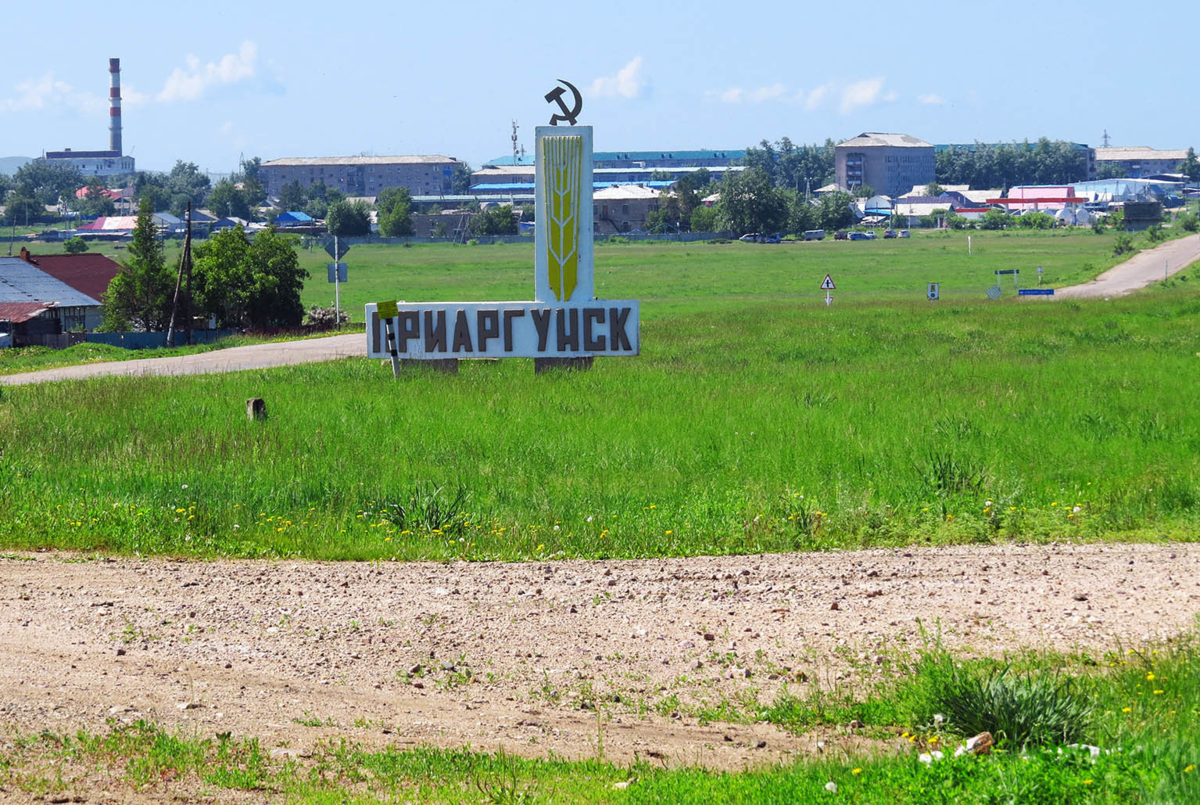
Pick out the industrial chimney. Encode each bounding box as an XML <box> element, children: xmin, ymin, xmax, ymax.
<box><xmin>108</xmin><ymin>58</ymin><xmax>122</xmax><ymax>155</ymax></box>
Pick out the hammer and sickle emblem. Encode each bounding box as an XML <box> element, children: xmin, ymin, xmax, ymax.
<box><xmin>544</xmin><ymin>79</ymin><xmax>583</xmax><ymax>126</ymax></box>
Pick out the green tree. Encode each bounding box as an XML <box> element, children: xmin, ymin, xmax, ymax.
<box><xmin>718</xmin><ymin>168</ymin><xmax>788</xmax><ymax>235</ymax></box>
<box><xmin>207</xmin><ymin>179</ymin><xmax>251</xmax><ymax>219</ymax></box>
<box><xmin>326</xmin><ymin>200</ymin><xmax>372</xmax><ymax>237</ymax></box>
<box><xmin>981</xmin><ymin>209</ymin><xmax>1009</xmax><ymax>230</ymax></box>
<box><xmin>63</xmin><ymin>236</ymin><xmax>89</xmax><ymax>254</ymax></box>
<box><xmin>925</xmin><ymin>183</ymin><xmax>945</xmax><ymax>197</ymax></box>
<box><xmin>1179</xmin><ymin>147</ymin><xmax>1200</xmax><ymax>182</ymax></box>
<box><xmin>192</xmin><ymin>226</ymin><xmax>309</xmax><ymax>328</ymax></box>
<box><xmin>469</xmin><ymin>204</ymin><xmax>518</xmax><ymax>236</ymax></box>
<box><xmin>4</xmin><ymin>185</ymin><xmax>44</xmax><ymax>225</ymax></box>
<box><xmin>377</xmin><ymin>187</ymin><xmax>415</xmax><ymax>237</ymax></box>
<box><xmin>852</xmin><ymin>184</ymin><xmax>876</xmax><ymax>199</ymax></box>
<box><xmin>75</xmin><ymin>179</ymin><xmax>116</xmax><ymax>218</ymax></box>
<box><xmin>817</xmin><ymin>191</ymin><xmax>856</xmax><ymax>231</ymax></box>
<box><xmin>450</xmin><ymin>163</ymin><xmax>474</xmax><ymax>195</ymax></box>
<box><xmin>788</xmin><ymin>195</ymin><xmax>818</xmax><ymax>233</ymax></box>
<box><xmin>690</xmin><ymin>203</ymin><xmax>720</xmax><ymax>232</ymax></box>
<box><xmin>134</xmin><ymin>171</ymin><xmax>171</xmax><ymax>212</ymax></box>
<box><xmin>165</xmin><ymin>161</ymin><xmax>211</xmax><ymax>208</ymax></box>
<box><xmin>303</xmin><ymin>198</ymin><xmax>328</xmax><ymax>221</ymax></box>
<box><xmin>518</xmin><ymin>202</ymin><xmax>535</xmax><ymax>223</ymax></box>
<box><xmin>278</xmin><ymin>180</ymin><xmax>307</xmax><ymax>211</ymax></box>
<box><xmin>103</xmin><ymin>199</ymin><xmax>174</xmax><ymax>331</ymax></box>
<box><xmin>14</xmin><ymin>160</ymin><xmax>83</xmax><ymax>206</ymax></box>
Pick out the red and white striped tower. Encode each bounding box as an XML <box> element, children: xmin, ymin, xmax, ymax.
<box><xmin>108</xmin><ymin>58</ymin><xmax>122</xmax><ymax>155</ymax></box>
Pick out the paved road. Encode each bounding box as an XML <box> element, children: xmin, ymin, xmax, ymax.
<box><xmin>1057</xmin><ymin>232</ymin><xmax>1200</xmax><ymax>298</ymax></box>
<box><xmin>0</xmin><ymin>332</ymin><xmax>363</xmax><ymax>386</ymax></box>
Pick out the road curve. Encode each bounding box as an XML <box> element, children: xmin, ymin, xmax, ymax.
<box><xmin>1057</xmin><ymin>232</ymin><xmax>1200</xmax><ymax>298</ymax></box>
<box><xmin>0</xmin><ymin>333</ymin><xmax>363</xmax><ymax>387</ymax></box>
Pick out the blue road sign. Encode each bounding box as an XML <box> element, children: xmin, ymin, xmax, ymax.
<box><xmin>327</xmin><ymin>263</ymin><xmax>347</xmax><ymax>283</ymax></box>
<box><xmin>1018</xmin><ymin>288</ymin><xmax>1054</xmax><ymax>296</ymax></box>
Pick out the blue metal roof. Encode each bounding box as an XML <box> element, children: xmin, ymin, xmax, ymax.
<box><xmin>485</xmin><ymin>149</ymin><xmax>745</xmax><ymax>167</ymax></box>
<box><xmin>276</xmin><ymin>210</ymin><xmax>313</xmax><ymax>223</ymax></box>
<box><xmin>469</xmin><ymin>181</ymin><xmax>674</xmax><ymax>192</ymax></box>
<box><xmin>0</xmin><ymin>257</ymin><xmax>103</xmax><ymax>306</ymax></box>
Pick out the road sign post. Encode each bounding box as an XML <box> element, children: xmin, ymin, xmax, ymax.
<box><xmin>324</xmin><ymin>237</ymin><xmax>352</xmax><ymax>330</ymax></box>
<box><xmin>821</xmin><ymin>274</ymin><xmax>835</xmax><ymax>305</ymax></box>
<box><xmin>927</xmin><ymin>282</ymin><xmax>939</xmax><ymax>301</ymax></box>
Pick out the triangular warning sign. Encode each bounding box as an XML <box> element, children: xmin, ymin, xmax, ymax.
<box><xmin>820</xmin><ymin>274</ymin><xmax>836</xmax><ymax>290</ymax></box>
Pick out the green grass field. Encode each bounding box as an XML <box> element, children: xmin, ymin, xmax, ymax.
<box><xmin>0</xmin><ymin>232</ymin><xmax>1197</xmax><ymax>560</ymax></box>
<box><xmin>294</xmin><ymin>228</ymin><xmax>1163</xmax><ymax>321</ymax></box>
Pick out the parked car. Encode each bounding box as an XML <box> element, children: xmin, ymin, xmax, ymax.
<box><xmin>864</xmin><ymin>231</ymin><xmax>876</xmax><ymax>240</ymax></box>
<box><xmin>761</xmin><ymin>233</ymin><xmax>781</xmax><ymax>244</ymax></box>
<box><xmin>803</xmin><ymin>229</ymin><xmax>826</xmax><ymax>241</ymax></box>
<box><xmin>898</xmin><ymin>230</ymin><xmax>911</xmax><ymax>238</ymax></box>
<box><xmin>834</xmin><ymin>231</ymin><xmax>849</xmax><ymax>240</ymax></box>
<box><xmin>848</xmin><ymin>232</ymin><xmax>871</xmax><ymax>241</ymax></box>
<box><xmin>738</xmin><ymin>233</ymin><xmax>759</xmax><ymax>242</ymax></box>
<box><xmin>883</xmin><ymin>230</ymin><xmax>898</xmax><ymax>239</ymax></box>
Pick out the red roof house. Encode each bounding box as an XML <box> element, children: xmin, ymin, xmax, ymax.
<box><xmin>17</xmin><ymin>248</ymin><xmax>121</xmax><ymax>302</ymax></box>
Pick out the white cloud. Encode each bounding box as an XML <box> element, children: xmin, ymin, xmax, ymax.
<box><xmin>749</xmin><ymin>83</ymin><xmax>786</xmax><ymax>103</ymax></box>
<box><xmin>589</xmin><ymin>56</ymin><xmax>646</xmax><ymax>99</ymax></box>
<box><xmin>0</xmin><ymin>72</ymin><xmax>105</xmax><ymax>115</ymax></box>
<box><xmin>803</xmin><ymin>85</ymin><xmax>829</xmax><ymax>111</ymax></box>
<box><xmin>219</xmin><ymin>121</ymin><xmax>234</xmax><ymax>136</ymax></box>
<box><xmin>719</xmin><ymin>87</ymin><xmax>744</xmax><ymax>104</ymax></box>
<box><xmin>839</xmin><ymin>77</ymin><xmax>885</xmax><ymax>114</ymax></box>
<box><xmin>158</xmin><ymin>41</ymin><xmax>259</xmax><ymax>102</ymax></box>
<box><xmin>917</xmin><ymin>93</ymin><xmax>946</xmax><ymax>106</ymax></box>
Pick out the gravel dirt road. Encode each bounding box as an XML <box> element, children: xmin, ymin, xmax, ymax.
<box><xmin>2</xmin><ymin>543</ymin><xmax>1196</xmax><ymax>770</ymax></box>
<box><xmin>1057</xmin><ymin>232</ymin><xmax>1200</xmax><ymax>298</ymax></box>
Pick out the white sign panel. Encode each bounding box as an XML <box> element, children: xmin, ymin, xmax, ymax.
<box><xmin>820</xmin><ymin>274</ymin><xmax>836</xmax><ymax>290</ymax></box>
<box><xmin>535</xmin><ymin>126</ymin><xmax>594</xmax><ymax>304</ymax></box>
<box><xmin>366</xmin><ymin>302</ymin><xmax>639</xmax><ymax>359</ymax></box>
<box><xmin>927</xmin><ymin>282</ymin><xmax>939</xmax><ymax>300</ymax></box>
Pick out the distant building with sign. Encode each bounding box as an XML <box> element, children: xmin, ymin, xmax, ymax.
<box><xmin>835</xmin><ymin>133</ymin><xmax>935</xmax><ymax>198</ymax></box>
<box><xmin>258</xmin><ymin>155</ymin><xmax>461</xmax><ymax>201</ymax></box>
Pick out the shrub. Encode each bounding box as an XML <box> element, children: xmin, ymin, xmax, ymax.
<box><xmin>1178</xmin><ymin>211</ymin><xmax>1199</xmax><ymax>232</ymax></box>
<box><xmin>1113</xmin><ymin>233</ymin><xmax>1136</xmax><ymax>256</ymax></box>
<box><xmin>303</xmin><ymin>305</ymin><xmax>349</xmax><ymax>329</ymax></box>
<box><xmin>1146</xmin><ymin>224</ymin><xmax>1166</xmax><ymax>243</ymax></box>
<box><xmin>916</xmin><ymin>652</ymin><xmax>1093</xmax><ymax>747</ymax></box>
<box><xmin>63</xmin><ymin>236</ymin><xmax>89</xmax><ymax>253</ymax></box>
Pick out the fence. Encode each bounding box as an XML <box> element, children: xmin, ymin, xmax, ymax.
<box><xmin>83</xmin><ymin>330</ymin><xmax>237</xmax><ymax>350</ymax></box>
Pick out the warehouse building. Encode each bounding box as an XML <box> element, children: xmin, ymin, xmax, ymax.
<box><xmin>1095</xmin><ymin>146</ymin><xmax>1189</xmax><ymax>179</ymax></box>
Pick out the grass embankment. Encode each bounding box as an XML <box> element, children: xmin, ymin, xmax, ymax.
<box><xmin>4</xmin><ymin>632</ymin><xmax>1198</xmax><ymax>802</ymax></box>
<box><xmin>0</xmin><ymin>270</ymin><xmax>1196</xmax><ymax>559</ymax></box>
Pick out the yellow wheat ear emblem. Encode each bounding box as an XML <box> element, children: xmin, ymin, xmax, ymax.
<box><xmin>543</xmin><ymin>135</ymin><xmax>582</xmax><ymax>301</ymax></box>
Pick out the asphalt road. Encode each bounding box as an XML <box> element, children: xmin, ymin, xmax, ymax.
<box><xmin>0</xmin><ymin>332</ymin><xmax>364</xmax><ymax>386</ymax></box>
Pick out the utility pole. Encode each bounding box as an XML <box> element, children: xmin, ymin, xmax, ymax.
<box><xmin>185</xmin><ymin>204</ymin><xmax>193</xmax><ymax>346</ymax></box>
<box><xmin>166</xmin><ymin>202</ymin><xmax>194</xmax><ymax>347</ymax></box>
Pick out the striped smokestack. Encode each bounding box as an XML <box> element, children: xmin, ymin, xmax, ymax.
<box><xmin>109</xmin><ymin>58</ymin><xmax>122</xmax><ymax>155</ymax></box>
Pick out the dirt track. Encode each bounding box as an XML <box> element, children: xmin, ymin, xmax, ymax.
<box><xmin>1057</xmin><ymin>232</ymin><xmax>1200</xmax><ymax>298</ymax></box>
<box><xmin>2</xmin><ymin>543</ymin><xmax>1196</xmax><ymax>770</ymax></box>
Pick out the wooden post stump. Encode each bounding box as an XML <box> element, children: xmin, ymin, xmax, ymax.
<box><xmin>246</xmin><ymin>398</ymin><xmax>267</xmax><ymax>421</ymax></box>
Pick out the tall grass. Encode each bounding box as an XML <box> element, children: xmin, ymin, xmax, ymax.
<box><xmin>0</xmin><ymin>281</ymin><xmax>1196</xmax><ymax>559</ymax></box>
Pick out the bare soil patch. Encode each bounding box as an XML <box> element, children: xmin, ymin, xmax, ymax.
<box><xmin>1</xmin><ymin>543</ymin><xmax>1196</xmax><ymax>772</ymax></box>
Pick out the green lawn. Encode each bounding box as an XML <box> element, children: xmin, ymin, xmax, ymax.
<box><xmin>0</xmin><ymin>232</ymin><xmax>1197</xmax><ymax>560</ymax></box>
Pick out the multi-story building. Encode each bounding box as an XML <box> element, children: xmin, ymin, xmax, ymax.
<box><xmin>258</xmin><ymin>155</ymin><xmax>461</xmax><ymax>201</ymax></box>
<box><xmin>1094</xmin><ymin>146</ymin><xmax>1188</xmax><ymax>179</ymax></box>
<box><xmin>835</xmin><ymin>133</ymin><xmax>935</xmax><ymax>198</ymax></box>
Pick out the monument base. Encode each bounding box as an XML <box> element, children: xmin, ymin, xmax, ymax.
<box><xmin>534</xmin><ymin>356</ymin><xmax>593</xmax><ymax>374</ymax></box>
<box><xmin>398</xmin><ymin>359</ymin><xmax>459</xmax><ymax>375</ymax></box>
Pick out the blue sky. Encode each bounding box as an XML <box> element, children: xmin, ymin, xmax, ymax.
<box><xmin>2</xmin><ymin>0</ymin><xmax>1193</xmax><ymax>174</ymax></box>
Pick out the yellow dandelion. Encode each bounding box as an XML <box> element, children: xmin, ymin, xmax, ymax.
<box><xmin>851</xmin><ymin>768</ymin><xmax>862</xmax><ymax>775</ymax></box>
